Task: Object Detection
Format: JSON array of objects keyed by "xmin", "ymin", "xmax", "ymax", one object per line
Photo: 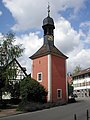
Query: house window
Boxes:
[
  {"xmin": 57, "ymin": 89, "xmax": 62, "ymax": 99},
  {"xmin": 37, "ymin": 72, "xmax": 42, "ymax": 82}
]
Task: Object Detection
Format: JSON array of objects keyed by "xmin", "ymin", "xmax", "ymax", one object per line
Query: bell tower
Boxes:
[
  {"xmin": 30, "ymin": 5, "xmax": 68, "ymax": 102},
  {"xmin": 42, "ymin": 4, "xmax": 55, "ymax": 46}
]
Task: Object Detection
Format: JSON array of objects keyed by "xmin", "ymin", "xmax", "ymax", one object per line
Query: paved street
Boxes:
[{"xmin": 0, "ymin": 97, "xmax": 90, "ymax": 120}]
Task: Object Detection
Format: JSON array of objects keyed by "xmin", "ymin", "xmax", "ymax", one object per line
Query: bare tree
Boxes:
[{"xmin": 73, "ymin": 65, "xmax": 81, "ymax": 75}]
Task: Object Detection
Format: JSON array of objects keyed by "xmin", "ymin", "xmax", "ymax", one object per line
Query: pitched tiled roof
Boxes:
[
  {"xmin": 73, "ymin": 67, "xmax": 90, "ymax": 77},
  {"xmin": 30, "ymin": 44, "xmax": 68, "ymax": 59},
  {"xmin": 3, "ymin": 58, "xmax": 27, "ymax": 76}
]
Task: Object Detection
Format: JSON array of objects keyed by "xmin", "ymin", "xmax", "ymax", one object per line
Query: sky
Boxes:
[{"xmin": 0, "ymin": 0, "xmax": 90, "ymax": 74}]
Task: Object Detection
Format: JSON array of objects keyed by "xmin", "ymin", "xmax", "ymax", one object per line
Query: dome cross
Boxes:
[{"xmin": 48, "ymin": 3, "xmax": 50, "ymax": 17}]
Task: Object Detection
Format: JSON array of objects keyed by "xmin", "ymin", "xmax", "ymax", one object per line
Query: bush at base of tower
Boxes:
[{"xmin": 20, "ymin": 76, "xmax": 47, "ymax": 103}]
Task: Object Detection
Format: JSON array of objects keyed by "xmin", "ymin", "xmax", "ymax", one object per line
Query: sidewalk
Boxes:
[{"xmin": 0, "ymin": 109, "xmax": 22, "ymax": 117}]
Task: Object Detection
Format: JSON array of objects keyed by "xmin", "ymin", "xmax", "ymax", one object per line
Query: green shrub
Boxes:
[
  {"xmin": 18, "ymin": 100, "xmax": 66, "ymax": 112},
  {"xmin": 20, "ymin": 76, "xmax": 47, "ymax": 103},
  {"xmin": 18, "ymin": 101, "xmax": 43, "ymax": 112}
]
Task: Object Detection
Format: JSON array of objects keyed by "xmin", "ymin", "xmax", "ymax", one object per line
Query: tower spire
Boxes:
[{"xmin": 48, "ymin": 2, "xmax": 50, "ymax": 17}]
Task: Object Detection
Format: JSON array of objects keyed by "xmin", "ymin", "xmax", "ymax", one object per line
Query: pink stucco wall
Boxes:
[
  {"xmin": 32, "ymin": 54, "xmax": 67, "ymax": 102},
  {"xmin": 32, "ymin": 56, "xmax": 48, "ymax": 91},
  {"xmin": 51, "ymin": 55, "xmax": 67, "ymax": 102}
]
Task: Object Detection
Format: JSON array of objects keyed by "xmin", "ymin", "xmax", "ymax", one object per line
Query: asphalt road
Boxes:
[{"xmin": 0, "ymin": 97, "xmax": 90, "ymax": 120}]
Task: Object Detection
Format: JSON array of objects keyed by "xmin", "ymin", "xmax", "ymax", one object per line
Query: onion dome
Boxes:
[
  {"xmin": 42, "ymin": 4, "xmax": 55, "ymax": 29},
  {"xmin": 43, "ymin": 16, "xmax": 54, "ymax": 26}
]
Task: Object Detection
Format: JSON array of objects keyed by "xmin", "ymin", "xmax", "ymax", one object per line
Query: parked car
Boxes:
[
  {"xmin": 68, "ymin": 95, "xmax": 76, "ymax": 103},
  {"xmin": 73, "ymin": 94, "xmax": 78, "ymax": 98}
]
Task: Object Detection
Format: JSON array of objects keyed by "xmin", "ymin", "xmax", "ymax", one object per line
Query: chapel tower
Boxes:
[{"xmin": 30, "ymin": 5, "xmax": 68, "ymax": 102}]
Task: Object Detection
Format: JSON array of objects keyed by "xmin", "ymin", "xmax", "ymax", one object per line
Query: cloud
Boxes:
[
  {"xmin": 0, "ymin": 11, "xmax": 2, "ymax": 16},
  {"xmin": 66, "ymin": 20, "xmax": 90, "ymax": 72},
  {"xmin": 12, "ymin": 17, "xmax": 90, "ymax": 74},
  {"xmin": 15, "ymin": 32, "xmax": 43, "ymax": 73},
  {"xmin": 54, "ymin": 17, "xmax": 90, "ymax": 72},
  {"xmin": 80, "ymin": 21, "xmax": 90, "ymax": 28},
  {"xmin": 3, "ymin": 0, "xmax": 86, "ymax": 31},
  {"xmin": 52, "ymin": 0, "xmax": 86, "ymax": 13},
  {"xmin": 80, "ymin": 21, "xmax": 90, "ymax": 44},
  {"xmin": 0, "ymin": 33, "xmax": 4, "ymax": 44},
  {"xmin": 67, "ymin": 49, "xmax": 90, "ymax": 72},
  {"xmin": 3, "ymin": 0, "xmax": 47, "ymax": 31},
  {"xmin": 54, "ymin": 17, "xmax": 81, "ymax": 54},
  {"xmin": 2, "ymin": 0, "xmax": 90, "ymax": 74}
]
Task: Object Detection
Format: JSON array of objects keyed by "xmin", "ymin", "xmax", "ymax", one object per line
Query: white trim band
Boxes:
[{"xmin": 48, "ymin": 54, "xmax": 52, "ymax": 102}]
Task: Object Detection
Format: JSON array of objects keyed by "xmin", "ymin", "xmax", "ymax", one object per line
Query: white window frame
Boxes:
[
  {"xmin": 57, "ymin": 89, "xmax": 62, "ymax": 99},
  {"xmin": 37, "ymin": 72, "xmax": 42, "ymax": 82}
]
